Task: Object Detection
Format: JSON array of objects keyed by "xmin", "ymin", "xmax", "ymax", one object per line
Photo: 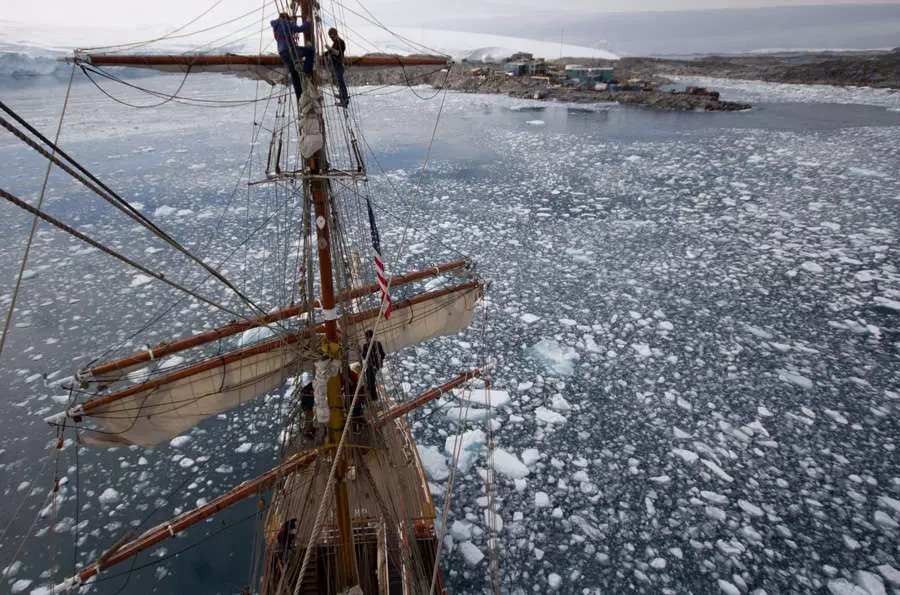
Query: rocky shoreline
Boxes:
[
  {"xmin": 346, "ymin": 50, "xmax": 899, "ymax": 112},
  {"xmin": 346, "ymin": 63, "xmax": 751, "ymax": 112}
]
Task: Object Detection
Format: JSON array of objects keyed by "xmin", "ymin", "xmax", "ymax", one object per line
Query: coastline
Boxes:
[{"xmin": 347, "ymin": 50, "xmax": 900, "ymax": 112}]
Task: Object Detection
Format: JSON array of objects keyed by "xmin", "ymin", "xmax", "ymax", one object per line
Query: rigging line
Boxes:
[
  {"xmin": 83, "ymin": 1, "xmax": 277, "ymax": 53},
  {"xmin": 80, "ymin": 64, "xmax": 274, "ymax": 107},
  {"xmin": 79, "ymin": 0, "xmax": 228, "ymax": 52},
  {"xmin": 83, "ymin": 85, "xmax": 283, "ymax": 367},
  {"xmin": 80, "ymin": 63, "xmax": 193, "ymax": 109},
  {"xmin": 0, "ymin": 188, "xmax": 245, "ymax": 319},
  {"xmin": 346, "ymin": 0, "xmax": 449, "ymax": 58},
  {"xmin": 82, "ymin": 455, "xmax": 319, "ymax": 587},
  {"xmin": 429, "ymin": 383, "xmax": 476, "ymax": 595},
  {"xmin": 1, "ymin": 425, "xmax": 66, "ymax": 588},
  {"xmin": 0, "ymin": 106, "xmax": 268, "ymax": 319},
  {"xmin": 0, "ymin": 64, "xmax": 75, "ymax": 360},
  {"xmin": 0, "ymin": 454, "xmax": 55, "ymax": 551},
  {"xmin": 188, "ymin": 8, "xmax": 279, "ymax": 54}
]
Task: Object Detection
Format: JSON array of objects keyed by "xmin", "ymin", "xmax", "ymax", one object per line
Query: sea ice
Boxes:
[
  {"xmin": 458, "ymin": 541, "xmax": 484, "ymax": 566},
  {"xmin": 461, "ymin": 388, "xmax": 510, "ymax": 408},
  {"xmin": 418, "ymin": 445, "xmax": 450, "ymax": 481},
  {"xmin": 827, "ymin": 579, "xmax": 869, "ymax": 595},
  {"xmin": 129, "ymin": 274, "xmax": 154, "ymax": 288},
  {"xmin": 492, "ymin": 449, "xmax": 529, "ymax": 479},
  {"xmin": 534, "ymin": 406, "xmax": 566, "ymax": 424},
  {"xmin": 444, "ymin": 429, "xmax": 486, "ymax": 473},
  {"xmin": 672, "ymin": 448, "xmax": 698, "ymax": 465},
  {"xmin": 718, "ymin": 579, "xmax": 741, "ymax": 594},
  {"xmin": 529, "ymin": 339, "xmax": 579, "ymax": 376},
  {"xmin": 170, "ymin": 435, "xmax": 191, "ymax": 448},
  {"xmin": 521, "ymin": 448, "xmax": 540, "ymax": 466},
  {"xmin": 98, "ymin": 488, "xmax": 120, "ymax": 505}
]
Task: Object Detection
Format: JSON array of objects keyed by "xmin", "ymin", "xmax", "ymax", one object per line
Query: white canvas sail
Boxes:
[{"xmin": 66, "ymin": 284, "xmax": 481, "ymax": 447}]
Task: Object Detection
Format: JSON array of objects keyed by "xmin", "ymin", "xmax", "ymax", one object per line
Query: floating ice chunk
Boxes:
[
  {"xmin": 98, "ymin": 488, "xmax": 120, "ymax": 505},
  {"xmin": 874, "ymin": 510, "xmax": 899, "ymax": 529},
  {"xmin": 153, "ymin": 205, "xmax": 177, "ymax": 217},
  {"xmin": 701, "ymin": 490, "xmax": 728, "ymax": 505},
  {"xmin": 3, "ymin": 560, "xmax": 22, "ymax": 578},
  {"xmin": 718, "ymin": 579, "xmax": 741, "ymax": 594},
  {"xmin": 673, "ymin": 426, "xmax": 691, "ymax": 440},
  {"xmin": 458, "ymin": 541, "xmax": 484, "ymax": 566},
  {"xmin": 702, "ymin": 459, "xmax": 734, "ymax": 483},
  {"xmin": 779, "ymin": 371, "xmax": 813, "ymax": 389},
  {"xmin": 631, "ymin": 343, "xmax": 652, "ymax": 358},
  {"xmin": 844, "ymin": 167, "xmax": 887, "ymax": 178},
  {"xmin": 738, "ymin": 499, "xmax": 764, "ymax": 517},
  {"xmin": 179, "ymin": 457, "xmax": 195, "ymax": 468},
  {"xmin": 535, "ymin": 406, "xmax": 567, "ymax": 424},
  {"xmin": 877, "ymin": 564, "xmax": 900, "ymax": 586},
  {"xmin": 650, "ymin": 557, "xmax": 666, "ymax": 570},
  {"xmin": 550, "ymin": 394, "xmax": 571, "ymax": 411},
  {"xmin": 874, "ymin": 297, "xmax": 900, "ymax": 312},
  {"xmin": 649, "ymin": 475, "xmax": 671, "ymax": 485},
  {"xmin": 517, "ymin": 381, "xmax": 534, "ymax": 392},
  {"xmin": 824, "ymin": 409, "xmax": 849, "ymax": 425},
  {"xmin": 170, "ymin": 435, "xmax": 191, "ymax": 448},
  {"xmin": 529, "ymin": 339, "xmax": 579, "ymax": 376},
  {"xmin": 878, "ymin": 495, "xmax": 900, "ymax": 515},
  {"xmin": 521, "ymin": 448, "xmax": 540, "ymax": 466},
  {"xmin": 461, "ymin": 389, "xmax": 510, "ymax": 408},
  {"xmin": 855, "ymin": 570, "xmax": 886, "ymax": 595},
  {"xmin": 235, "ymin": 442, "xmax": 252, "ymax": 454},
  {"xmin": 444, "ymin": 429, "xmax": 486, "ymax": 473},
  {"xmin": 521, "ymin": 313, "xmax": 540, "ymax": 324},
  {"xmin": 827, "ymin": 579, "xmax": 869, "ymax": 595},
  {"xmin": 534, "ymin": 491, "xmax": 551, "ymax": 508},
  {"xmin": 526, "ymin": 120, "xmax": 545, "ymax": 126},
  {"xmin": 843, "ymin": 534, "xmax": 861, "ymax": 550},
  {"xmin": 800, "ymin": 261, "xmax": 824, "ymax": 274},
  {"xmin": 548, "ymin": 573, "xmax": 562, "ymax": 589},
  {"xmin": 450, "ymin": 520, "xmax": 473, "ymax": 541},
  {"xmin": 672, "ymin": 448, "xmax": 698, "ymax": 465},
  {"xmin": 130, "ymin": 274, "xmax": 154, "ymax": 288},
  {"xmin": 418, "ymin": 445, "xmax": 450, "ymax": 481},
  {"xmin": 493, "ymin": 449, "xmax": 529, "ymax": 479},
  {"xmin": 11, "ymin": 580, "xmax": 32, "ymax": 594},
  {"xmin": 745, "ymin": 325, "xmax": 774, "ymax": 340}
]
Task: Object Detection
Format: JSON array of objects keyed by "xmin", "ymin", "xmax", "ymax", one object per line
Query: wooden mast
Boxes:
[{"xmin": 298, "ymin": 0, "xmax": 357, "ymax": 588}]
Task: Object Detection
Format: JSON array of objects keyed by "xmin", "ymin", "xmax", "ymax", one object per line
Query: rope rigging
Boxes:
[
  {"xmin": 0, "ymin": 101, "xmax": 269, "ymax": 319},
  {"xmin": 0, "ymin": 188, "xmax": 246, "ymax": 318}
]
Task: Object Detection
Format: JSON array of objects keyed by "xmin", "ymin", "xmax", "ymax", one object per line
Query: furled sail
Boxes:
[
  {"xmin": 78, "ymin": 260, "xmax": 471, "ymax": 386},
  {"xmin": 53, "ymin": 282, "xmax": 481, "ymax": 447}
]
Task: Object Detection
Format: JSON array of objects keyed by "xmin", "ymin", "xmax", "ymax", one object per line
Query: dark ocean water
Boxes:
[{"xmin": 1, "ymin": 74, "xmax": 899, "ymax": 594}]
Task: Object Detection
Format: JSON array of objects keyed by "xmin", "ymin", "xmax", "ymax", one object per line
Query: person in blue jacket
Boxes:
[{"xmin": 270, "ymin": 13, "xmax": 313, "ymax": 100}]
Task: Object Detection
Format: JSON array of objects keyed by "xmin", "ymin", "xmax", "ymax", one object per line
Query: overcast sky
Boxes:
[{"xmin": 7, "ymin": 0, "xmax": 900, "ymax": 28}]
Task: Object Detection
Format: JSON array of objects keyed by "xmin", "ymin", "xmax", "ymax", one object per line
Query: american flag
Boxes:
[{"xmin": 366, "ymin": 198, "xmax": 392, "ymax": 319}]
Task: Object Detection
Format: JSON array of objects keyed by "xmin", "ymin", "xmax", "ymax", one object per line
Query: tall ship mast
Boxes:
[{"xmin": 0, "ymin": 0, "xmax": 494, "ymax": 592}]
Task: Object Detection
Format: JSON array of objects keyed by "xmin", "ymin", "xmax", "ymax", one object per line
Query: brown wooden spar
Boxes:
[
  {"xmin": 55, "ymin": 450, "xmax": 317, "ymax": 591},
  {"xmin": 378, "ymin": 368, "xmax": 483, "ymax": 423},
  {"xmin": 78, "ymin": 54, "xmax": 451, "ymax": 68},
  {"xmin": 80, "ymin": 259, "xmax": 471, "ymax": 382}
]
